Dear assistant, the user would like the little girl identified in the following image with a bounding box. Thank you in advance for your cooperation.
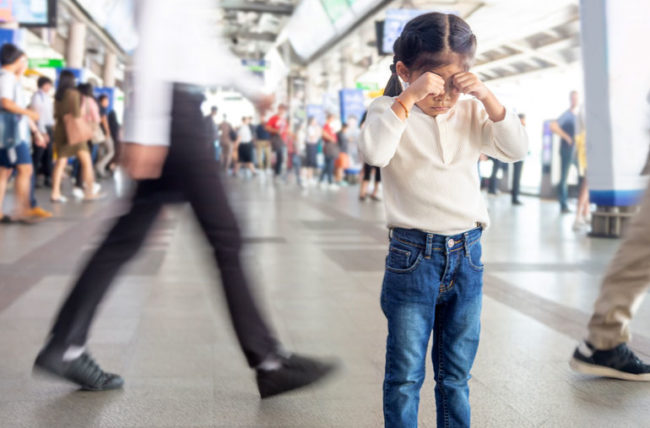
[360,13,528,428]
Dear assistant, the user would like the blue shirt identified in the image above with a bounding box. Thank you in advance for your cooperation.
[256,123,270,140]
[557,109,576,150]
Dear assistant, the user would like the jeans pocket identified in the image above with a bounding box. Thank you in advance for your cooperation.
[385,241,423,274]
[466,239,484,272]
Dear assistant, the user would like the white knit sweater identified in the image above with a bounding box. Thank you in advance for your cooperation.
[360,96,529,235]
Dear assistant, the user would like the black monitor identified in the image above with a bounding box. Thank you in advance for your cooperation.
[9,0,57,28]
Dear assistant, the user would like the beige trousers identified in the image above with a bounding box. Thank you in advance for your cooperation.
[255,140,271,170]
[588,180,650,349]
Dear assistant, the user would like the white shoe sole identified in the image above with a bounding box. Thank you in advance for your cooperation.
[570,358,650,381]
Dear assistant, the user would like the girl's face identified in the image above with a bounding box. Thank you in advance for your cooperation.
[405,59,466,117]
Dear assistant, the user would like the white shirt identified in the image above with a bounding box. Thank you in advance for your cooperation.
[30,89,54,133]
[123,0,264,147]
[360,96,528,235]
[237,124,253,143]
[0,70,29,142]
[306,124,321,144]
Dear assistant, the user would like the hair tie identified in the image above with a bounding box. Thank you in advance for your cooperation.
[390,63,396,75]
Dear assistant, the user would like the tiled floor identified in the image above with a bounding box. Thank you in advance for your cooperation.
[1,174,649,427]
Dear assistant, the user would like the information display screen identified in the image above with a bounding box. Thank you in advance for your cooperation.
[0,0,56,27]
[76,0,138,52]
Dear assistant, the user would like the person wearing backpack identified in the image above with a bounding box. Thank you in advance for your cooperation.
[0,43,50,223]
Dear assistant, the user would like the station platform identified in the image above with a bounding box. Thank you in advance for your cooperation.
[1,176,649,427]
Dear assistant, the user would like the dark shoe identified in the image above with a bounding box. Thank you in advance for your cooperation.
[34,348,124,391]
[512,200,523,206]
[370,195,382,202]
[256,353,338,399]
[359,195,367,202]
[561,206,571,214]
[570,341,650,381]
[1,215,12,224]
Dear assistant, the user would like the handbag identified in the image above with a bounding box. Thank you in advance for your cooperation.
[64,113,93,145]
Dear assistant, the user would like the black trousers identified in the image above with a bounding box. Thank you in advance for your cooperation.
[32,126,54,180]
[273,147,284,176]
[511,160,524,202]
[48,85,277,368]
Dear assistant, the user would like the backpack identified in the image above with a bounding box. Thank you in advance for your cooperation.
[0,71,21,150]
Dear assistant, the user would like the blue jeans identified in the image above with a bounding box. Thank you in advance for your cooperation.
[558,145,576,209]
[320,156,335,184]
[292,153,302,186]
[382,227,484,428]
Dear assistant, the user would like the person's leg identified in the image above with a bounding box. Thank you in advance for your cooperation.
[0,167,11,215]
[32,142,45,185]
[382,234,438,427]
[587,182,650,349]
[96,138,115,176]
[371,167,382,197]
[512,160,523,203]
[432,233,483,428]
[488,159,499,194]
[182,154,278,366]
[274,148,284,177]
[293,154,302,186]
[47,182,163,349]
[559,147,571,211]
[578,176,590,219]
[327,157,335,184]
[14,163,33,218]
[51,157,67,200]
[77,150,98,199]
[221,142,232,172]
[43,127,54,184]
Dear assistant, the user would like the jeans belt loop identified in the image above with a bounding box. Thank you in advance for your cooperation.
[425,233,433,258]
[463,232,470,256]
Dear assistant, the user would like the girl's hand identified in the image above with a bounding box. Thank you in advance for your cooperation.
[452,72,490,101]
[402,72,445,104]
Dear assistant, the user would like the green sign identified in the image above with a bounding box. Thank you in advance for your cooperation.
[356,82,380,91]
[28,58,66,69]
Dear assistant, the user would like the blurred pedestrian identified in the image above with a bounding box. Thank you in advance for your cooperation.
[551,90,580,213]
[95,94,115,178]
[511,113,526,205]
[234,116,256,177]
[34,0,336,398]
[30,76,54,188]
[266,104,287,179]
[0,43,50,222]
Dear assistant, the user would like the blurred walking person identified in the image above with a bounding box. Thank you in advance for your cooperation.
[95,94,115,178]
[511,113,526,205]
[234,116,256,177]
[34,0,336,398]
[0,43,50,222]
[266,104,287,180]
[219,115,235,173]
[30,76,55,188]
[50,72,101,202]
[551,90,580,213]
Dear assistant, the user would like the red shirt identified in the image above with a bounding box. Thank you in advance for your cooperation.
[267,115,287,136]
[323,123,338,143]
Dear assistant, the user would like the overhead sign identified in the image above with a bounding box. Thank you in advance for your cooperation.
[339,88,365,124]
[382,8,458,55]
[29,58,65,68]
[0,0,56,27]
[356,82,379,91]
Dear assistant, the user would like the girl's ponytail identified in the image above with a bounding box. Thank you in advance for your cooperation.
[383,61,403,97]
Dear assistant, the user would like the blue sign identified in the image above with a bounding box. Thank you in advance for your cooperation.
[0,28,23,48]
[382,8,458,54]
[241,59,266,79]
[55,68,85,87]
[306,104,326,126]
[339,89,365,126]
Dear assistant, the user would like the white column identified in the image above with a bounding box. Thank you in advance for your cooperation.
[103,52,117,87]
[67,22,86,69]
[580,0,650,235]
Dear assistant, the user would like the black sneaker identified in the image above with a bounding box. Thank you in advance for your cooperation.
[34,348,124,391]
[570,341,650,381]
[256,353,338,399]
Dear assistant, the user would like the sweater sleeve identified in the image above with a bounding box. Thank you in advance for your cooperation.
[359,96,408,167]
[479,103,529,162]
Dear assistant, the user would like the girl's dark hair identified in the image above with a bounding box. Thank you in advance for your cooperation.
[0,43,25,66]
[77,82,94,98]
[55,70,77,101]
[384,13,477,97]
